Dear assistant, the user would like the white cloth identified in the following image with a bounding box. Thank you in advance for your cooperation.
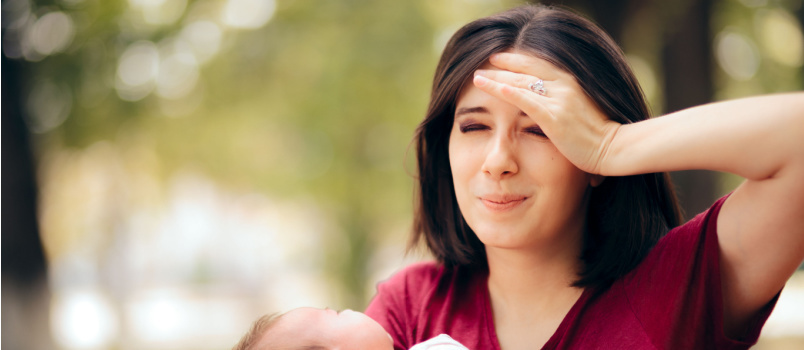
[408,334,470,350]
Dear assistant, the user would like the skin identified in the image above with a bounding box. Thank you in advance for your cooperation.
[449,63,600,252]
[255,308,393,350]
[448,63,603,349]
[473,52,804,341]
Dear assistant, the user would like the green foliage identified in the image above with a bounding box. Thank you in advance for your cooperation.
[16,0,521,308]
[19,0,800,309]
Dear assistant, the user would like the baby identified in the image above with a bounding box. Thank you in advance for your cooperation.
[232,307,469,350]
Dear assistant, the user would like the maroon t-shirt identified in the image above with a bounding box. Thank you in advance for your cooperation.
[365,196,780,349]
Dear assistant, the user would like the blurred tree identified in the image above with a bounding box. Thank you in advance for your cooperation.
[659,0,718,218]
[3,0,498,312]
[797,0,804,86]
[2,51,53,349]
[3,3,802,349]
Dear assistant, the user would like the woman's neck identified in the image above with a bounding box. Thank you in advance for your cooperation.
[485,228,585,349]
[485,236,583,308]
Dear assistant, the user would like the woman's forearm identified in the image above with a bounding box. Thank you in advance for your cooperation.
[605,93,804,179]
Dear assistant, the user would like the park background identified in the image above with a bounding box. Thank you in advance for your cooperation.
[3,0,803,348]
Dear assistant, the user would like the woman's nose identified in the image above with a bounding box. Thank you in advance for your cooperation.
[481,135,518,179]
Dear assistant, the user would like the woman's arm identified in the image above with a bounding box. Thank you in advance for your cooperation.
[609,94,804,336]
[605,94,804,179]
[473,52,804,338]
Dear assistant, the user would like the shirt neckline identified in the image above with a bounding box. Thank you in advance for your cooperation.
[481,273,593,350]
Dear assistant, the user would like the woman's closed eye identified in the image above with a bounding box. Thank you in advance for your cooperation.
[524,125,548,138]
[459,122,489,133]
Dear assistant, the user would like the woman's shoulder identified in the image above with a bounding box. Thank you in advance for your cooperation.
[612,193,776,348]
[374,261,486,301]
[372,261,444,299]
[617,193,730,314]
[368,262,492,348]
[616,194,730,297]
[654,193,731,251]
[398,260,445,276]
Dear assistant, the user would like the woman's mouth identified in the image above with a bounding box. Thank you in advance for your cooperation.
[480,195,527,211]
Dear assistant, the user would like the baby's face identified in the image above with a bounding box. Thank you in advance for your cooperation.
[257,307,394,350]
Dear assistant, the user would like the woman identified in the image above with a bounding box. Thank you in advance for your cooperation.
[365,4,804,350]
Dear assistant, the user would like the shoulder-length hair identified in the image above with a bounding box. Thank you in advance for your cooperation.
[410,4,683,288]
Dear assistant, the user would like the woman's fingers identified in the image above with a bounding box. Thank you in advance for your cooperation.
[485,53,582,97]
[474,69,550,93]
[472,74,553,123]
[489,52,572,81]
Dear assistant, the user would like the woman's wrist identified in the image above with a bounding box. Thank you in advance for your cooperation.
[597,121,647,177]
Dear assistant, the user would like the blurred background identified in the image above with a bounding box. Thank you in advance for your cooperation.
[2,0,802,349]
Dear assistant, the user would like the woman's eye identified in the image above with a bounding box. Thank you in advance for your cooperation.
[459,123,489,133]
[525,126,547,138]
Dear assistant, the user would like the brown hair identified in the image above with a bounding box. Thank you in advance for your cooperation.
[410,4,682,288]
[232,313,283,350]
[232,312,330,350]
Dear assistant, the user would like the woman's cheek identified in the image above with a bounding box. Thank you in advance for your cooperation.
[452,142,483,176]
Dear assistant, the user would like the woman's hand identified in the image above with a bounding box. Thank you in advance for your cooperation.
[473,52,621,175]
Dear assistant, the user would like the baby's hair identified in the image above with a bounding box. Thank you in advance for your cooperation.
[232,312,328,350]
[232,313,282,350]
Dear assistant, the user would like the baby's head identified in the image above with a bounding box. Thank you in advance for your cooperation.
[233,307,394,350]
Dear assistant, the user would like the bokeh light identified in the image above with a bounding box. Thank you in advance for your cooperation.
[25,79,72,133]
[180,20,222,64]
[156,37,200,100]
[222,0,275,29]
[715,30,761,81]
[116,41,159,101]
[30,11,75,56]
[50,288,119,350]
[129,0,188,26]
[755,8,803,67]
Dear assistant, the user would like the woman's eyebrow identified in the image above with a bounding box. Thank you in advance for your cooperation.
[455,106,529,118]
[455,106,488,117]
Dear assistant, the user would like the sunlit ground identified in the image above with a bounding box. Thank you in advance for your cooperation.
[45,263,804,349]
[44,245,804,350]
[38,169,804,349]
[38,166,419,349]
[754,272,804,349]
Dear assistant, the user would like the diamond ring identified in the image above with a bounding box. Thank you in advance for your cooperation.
[528,79,546,95]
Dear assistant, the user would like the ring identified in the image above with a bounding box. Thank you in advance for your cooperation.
[528,79,546,95]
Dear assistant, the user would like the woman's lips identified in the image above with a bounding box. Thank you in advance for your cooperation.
[480,195,527,211]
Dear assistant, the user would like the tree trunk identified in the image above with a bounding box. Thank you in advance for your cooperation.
[660,0,717,219]
[2,54,54,349]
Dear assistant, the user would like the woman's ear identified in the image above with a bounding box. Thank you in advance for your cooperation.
[590,174,605,187]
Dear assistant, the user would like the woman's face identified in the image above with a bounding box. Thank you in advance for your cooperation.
[448,65,595,251]
[258,308,393,350]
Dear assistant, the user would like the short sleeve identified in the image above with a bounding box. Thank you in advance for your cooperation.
[622,194,779,349]
[365,262,443,350]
